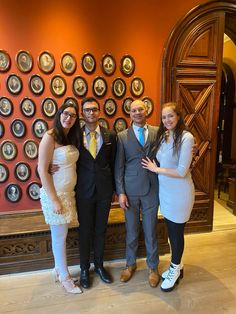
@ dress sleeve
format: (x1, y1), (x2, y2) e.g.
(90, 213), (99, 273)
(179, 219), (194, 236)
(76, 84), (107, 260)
(176, 132), (194, 177)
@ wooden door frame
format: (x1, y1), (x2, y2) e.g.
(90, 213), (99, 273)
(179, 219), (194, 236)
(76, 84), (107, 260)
(161, 1), (236, 232)
(162, 1), (236, 103)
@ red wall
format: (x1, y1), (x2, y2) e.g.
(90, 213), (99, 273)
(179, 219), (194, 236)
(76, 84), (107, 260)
(0, 0), (207, 212)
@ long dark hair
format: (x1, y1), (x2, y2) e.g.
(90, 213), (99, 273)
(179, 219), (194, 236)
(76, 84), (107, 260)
(52, 101), (80, 147)
(156, 102), (189, 155)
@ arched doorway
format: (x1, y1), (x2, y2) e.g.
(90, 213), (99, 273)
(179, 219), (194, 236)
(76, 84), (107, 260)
(162, 1), (236, 232)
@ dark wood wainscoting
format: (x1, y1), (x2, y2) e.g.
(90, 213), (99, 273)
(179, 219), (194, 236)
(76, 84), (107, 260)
(0, 206), (169, 275)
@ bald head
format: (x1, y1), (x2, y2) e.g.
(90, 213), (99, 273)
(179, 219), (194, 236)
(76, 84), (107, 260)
(130, 99), (147, 127)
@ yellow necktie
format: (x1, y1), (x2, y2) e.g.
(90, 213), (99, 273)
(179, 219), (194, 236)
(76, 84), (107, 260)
(89, 131), (96, 158)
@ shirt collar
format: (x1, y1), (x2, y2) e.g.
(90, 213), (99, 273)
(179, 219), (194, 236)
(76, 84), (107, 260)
(132, 123), (148, 132)
(85, 125), (101, 136)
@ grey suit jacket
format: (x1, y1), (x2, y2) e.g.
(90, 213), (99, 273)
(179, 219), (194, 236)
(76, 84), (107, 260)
(115, 125), (159, 196)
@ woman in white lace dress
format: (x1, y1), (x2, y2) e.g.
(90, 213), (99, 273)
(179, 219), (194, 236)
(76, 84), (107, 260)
(38, 102), (82, 294)
(142, 102), (195, 292)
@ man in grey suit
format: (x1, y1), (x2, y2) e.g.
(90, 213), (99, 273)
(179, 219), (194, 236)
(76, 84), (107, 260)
(115, 99), (160, 288)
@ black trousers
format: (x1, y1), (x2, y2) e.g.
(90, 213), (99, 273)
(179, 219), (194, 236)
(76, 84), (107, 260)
(77, 195), (111, 270)
(165, 218), (186, 265)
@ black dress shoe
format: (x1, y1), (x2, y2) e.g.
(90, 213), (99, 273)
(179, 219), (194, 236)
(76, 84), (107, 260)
(94, 266), (112, 284)
(80, 269), (90, 289)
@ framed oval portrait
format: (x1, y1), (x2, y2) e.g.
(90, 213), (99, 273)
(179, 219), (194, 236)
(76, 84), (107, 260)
(81, 53), (96, 74)
(16, 50), (33, 73)
(63, 96), (78, 108)
(42, 98), (57, 118)
(92, 76), (107, 98)
(0, 163), (9, 183)
(11, 119), (26, 138)
(50, 75), (66, 97)
(101, 54), (116, 76)
(0, 140), (17, 161)
(20, 97), (36, 117)
(113, 117), (128, 133)
(14, 162), (31, 182)
(6, 74), (22, 95)
(103, 98), (117, 117)
(98, 117), (109, 129)
(79, 118), (85, 128)
(142, 96), (154, 117)
(0, 121), (4, 138)
(61, 52), (76, 75)
(27, 182), (41, 201)
(122, 97), (134, 116)
(5, 183), (22, 203)
(32, 119), (48, 139)
(29, 74), (44, 95)
(0, 97), (13, 117)
(0, 50), (11, 72)
(72, 76), (88, 97)
(112, 77), (126, 98)
(38, 51), (55, 74)
(130, 77), (144, 97)
(24, 140), (38, 160)
(120, 55), (135, 76)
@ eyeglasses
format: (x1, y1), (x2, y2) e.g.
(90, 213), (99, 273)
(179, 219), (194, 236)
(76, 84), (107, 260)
(83, 107), (100, 113)
(62, 111), (77, 119)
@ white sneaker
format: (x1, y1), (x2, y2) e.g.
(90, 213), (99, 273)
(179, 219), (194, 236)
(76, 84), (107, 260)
(161, 263), (184, 280)
(160, 263), (181, 292)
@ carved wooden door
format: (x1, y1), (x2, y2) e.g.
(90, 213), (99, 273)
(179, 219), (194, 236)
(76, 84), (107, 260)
(163, 10), (225, 232)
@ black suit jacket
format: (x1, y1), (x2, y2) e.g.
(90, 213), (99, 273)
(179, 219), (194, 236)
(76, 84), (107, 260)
(76, 126), (117, 200)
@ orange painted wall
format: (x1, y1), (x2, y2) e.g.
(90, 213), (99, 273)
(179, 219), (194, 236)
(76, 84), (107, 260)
(0, 0), (208, 212)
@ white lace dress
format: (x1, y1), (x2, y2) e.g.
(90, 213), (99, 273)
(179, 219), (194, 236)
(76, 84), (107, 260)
(40, 145), (79, 225)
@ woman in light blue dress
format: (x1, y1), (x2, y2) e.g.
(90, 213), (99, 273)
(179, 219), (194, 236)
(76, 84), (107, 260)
(38, 102), (82, 294)
(142, 102), (195, 292)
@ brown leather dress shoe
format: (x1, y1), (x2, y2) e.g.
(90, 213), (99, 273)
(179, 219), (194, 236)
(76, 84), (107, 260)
(148, 268), (160, 288)
(120, 263), (137, 282)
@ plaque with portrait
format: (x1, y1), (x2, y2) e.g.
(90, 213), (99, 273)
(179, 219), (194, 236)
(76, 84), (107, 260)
(104, 98), (117, 117)
(14, 162), (31, 182)
(5, 183), (22, 203)
(61, 52), (76, 75)
(120, 55), (135, 76)
(16, 50), (33, 73)
(20, 97), (36, 117)
(0, 163), (9, 183)
(79, 118), (85, 128)
(42, 98), (57, 118)
(142, 96), (154, 117)
(0, 121), (4, 138)
(92, 76), (107, 98)
(0, 50), (11, 72)
(24, 140), (38, 160)
(32, 119), (48, 139)
(63, 97), (78, 108)
(0, 140), (17, 161)
(130, 77), (144, 97)
(7, 74), (22, 95)
(50, 75), (66, 97)
(81, 53), (96, 74)
(112, 77), (126, 98)
(38, 51), (55, 74)
(11, 119), (26, 138)
(98, 118), (109, 129)
(113, 117), (128, 133)
(122, 97), (133, 116)
(29, 74), (44, 95)
(72, 76), (88, 98)
(27, 182), (41, 201)
(101, 54), (116, 76)
(0, 97), (13, 117)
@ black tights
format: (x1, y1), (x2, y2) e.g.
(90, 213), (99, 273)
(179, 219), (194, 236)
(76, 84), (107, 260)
(165, 218), (186, 265)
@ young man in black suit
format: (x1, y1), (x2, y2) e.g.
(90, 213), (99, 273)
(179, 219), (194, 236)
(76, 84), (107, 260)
(76, 97), (117, 289)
